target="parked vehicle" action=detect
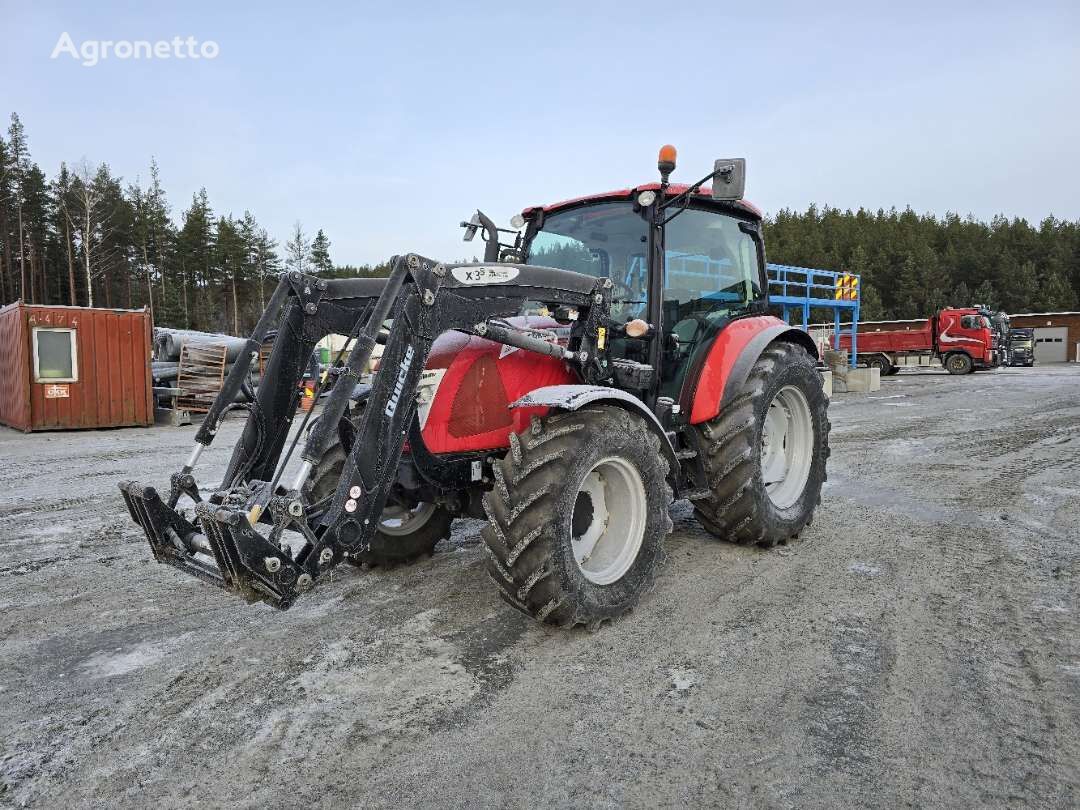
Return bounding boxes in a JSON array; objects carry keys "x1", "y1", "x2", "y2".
[
  {"x1": 838, "y1": 308, "x2": 995, "y2": 375},
  {"x1": 1008, "y1": 327, "x2": 1036, "y2": 366},
  {"x1": 118, "y1": 147, "x2": 831, "y2": 628},
  {"x1": 974, "y1": 305, "x2": 1010, "y2": 366}
]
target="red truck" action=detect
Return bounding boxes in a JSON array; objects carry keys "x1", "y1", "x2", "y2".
[{"x1": 838, "y1": 308, "x2": 996, "y2": 376}]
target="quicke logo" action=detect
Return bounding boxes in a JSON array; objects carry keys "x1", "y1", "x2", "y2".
[{"x1": 384, "y1": 345, "x2": 415, "y2": 418}]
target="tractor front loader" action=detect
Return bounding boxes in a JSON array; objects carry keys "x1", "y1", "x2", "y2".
[{"x1": 121, "y1": 146, "x2": 830, "y2": 627}]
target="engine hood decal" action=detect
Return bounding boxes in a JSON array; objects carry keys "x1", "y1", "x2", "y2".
[{"x1": 451, "y1": 266, "x2": 520, "y2": 285}]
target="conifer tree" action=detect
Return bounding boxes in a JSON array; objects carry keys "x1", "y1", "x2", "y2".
[{"x1": 310, "y1": 228, "x2": 332, "y2": 274}]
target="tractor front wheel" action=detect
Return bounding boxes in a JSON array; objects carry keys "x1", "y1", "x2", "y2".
[
  {"x1": 693, "y1": 341, "x2": 829, "y2": 548},
  {"x1": 482, "y1": 406, "x2": 673, "y2": 627},
  {"x1": 305, "y1": 433, "x2": 451, "y2": 566}
]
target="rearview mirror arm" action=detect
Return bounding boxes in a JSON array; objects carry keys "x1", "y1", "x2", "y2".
[{"x1": 658, "y1": 167, "x2": 725, "y2": 222}]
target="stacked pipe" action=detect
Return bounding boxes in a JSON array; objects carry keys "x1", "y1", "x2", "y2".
[{"x1": 152, "y1": 327, "x2": 273, "y2": 406}]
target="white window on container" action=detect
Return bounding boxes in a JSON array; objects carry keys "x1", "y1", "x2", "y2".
[{"x1": 32, "y1": 327, "x2": 78, "y2": 382}]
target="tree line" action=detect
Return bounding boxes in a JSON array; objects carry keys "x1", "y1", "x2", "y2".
[
  {"x1": 764, "y1": 204, "x2": 1080, "y2": 320},
  {"x1": 3, "y1": 109, "x2": 1078, "y2": 334},
  {"x1": 0, "y1": 112, "x2": 390, "y2": 335}
]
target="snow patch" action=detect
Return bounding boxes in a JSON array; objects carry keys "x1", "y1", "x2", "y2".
[
  {"x1": 848, "y1": 561, "x2": 881, "y2": 577},
  {"x1": 668, "y1": 666, "x2": 699, "y2": 693},
  {"x1": 80, "y1": 641, "x2": 169, "y2": 678},
  {"x1": 882, "y1": 439, "x2": 924, "y2": 457}
]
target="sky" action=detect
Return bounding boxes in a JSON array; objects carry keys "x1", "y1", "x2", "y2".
[{"x1": 4, "y1": 0, "x2": 1079, "y2": 266}]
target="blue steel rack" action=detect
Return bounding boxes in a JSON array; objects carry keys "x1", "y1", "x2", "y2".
[{"x1": 767, "y1": 263, "x2": 860, "y2": 367}]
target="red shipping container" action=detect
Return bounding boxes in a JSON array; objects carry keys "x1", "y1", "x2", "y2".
[{"x1": 0, "y1": 303, "x2": 153, "y2": 432}]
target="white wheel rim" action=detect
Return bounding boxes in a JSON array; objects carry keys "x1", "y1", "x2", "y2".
[
  {"x1": 379, "y1": 501, "x2": 437, "y2": 536},
  {"x1": 760, "y1": 385, "x2": 815, "y2": 510},
  {"x1": 571, "y1": 456, "x2": 647, "y2": 585}
]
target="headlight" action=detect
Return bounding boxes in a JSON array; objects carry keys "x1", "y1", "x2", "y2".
[{"x1": 414, "y1": 368, "x2": 447, "y2": 429}]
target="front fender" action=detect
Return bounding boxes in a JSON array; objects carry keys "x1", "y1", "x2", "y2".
[
  {"x1": 510, "y1": 385, "x2": 680, "y2": 490},
  {"x1": 688, "y1": 317, "x2": 818, "y2": 425}
]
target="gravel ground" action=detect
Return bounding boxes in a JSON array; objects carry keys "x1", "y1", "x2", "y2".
[{"x1": 1, "y1": 364, "x2": 1078, "y2": 809}]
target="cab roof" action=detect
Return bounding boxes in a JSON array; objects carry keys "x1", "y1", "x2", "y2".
[{"x1": 524, "y1": 182, "x2": 763, "y2": 220}]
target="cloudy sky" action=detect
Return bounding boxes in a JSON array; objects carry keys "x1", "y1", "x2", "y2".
[{"x1": 5, "y1": 0, "x2": 1079, "y2": 265}]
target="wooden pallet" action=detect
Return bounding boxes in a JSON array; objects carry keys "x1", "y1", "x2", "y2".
[
  {"x1": 258, "y1": 335, "x2": 275, "y2": 379},
  {"x1": 175, "y1": 341, "x2": 228, "y2": 413}
]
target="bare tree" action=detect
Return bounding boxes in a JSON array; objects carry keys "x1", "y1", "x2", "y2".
[
  {"x1": 54, "y1": 163, "x2": 79, "y2": 305},
  {"x1": 285, "y1": 221, "x2": 309, "y2": 274},
  {"x1": 69, "y1": 159, "x2": 110, "y2": 308}
]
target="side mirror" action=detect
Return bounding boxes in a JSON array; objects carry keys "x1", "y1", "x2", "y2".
[
  {"x1": 461, "y1": 212, "x2": 481, "y2": 242},
  {"x1": 711, "y1": 158, "x2": 746, "y2": 201}
]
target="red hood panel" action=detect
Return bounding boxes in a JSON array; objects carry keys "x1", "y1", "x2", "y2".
[{"x1": 420, "y1": 316, "x2": 576, "y2": 453}]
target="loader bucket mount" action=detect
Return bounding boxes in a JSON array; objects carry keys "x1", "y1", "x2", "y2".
[{"x1": 119, "y1": 253, "x2": 613, "y2": 608}]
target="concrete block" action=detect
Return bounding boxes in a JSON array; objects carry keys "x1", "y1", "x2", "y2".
[
  {"x1": 155, "y1": 406, "x2": 192, "y2": 427},
  {"x1": 839, "y1": 367, "x2": 880, "y2": 393}
]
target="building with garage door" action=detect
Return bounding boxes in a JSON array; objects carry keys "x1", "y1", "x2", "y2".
[{"x1": 1007, "y1": 312, "x2": 1080, "y2": 363}]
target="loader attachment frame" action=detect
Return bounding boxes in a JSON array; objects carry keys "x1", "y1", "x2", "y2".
[{"x1": 120, "y1": 254, "x2": 613, "y2": 608}]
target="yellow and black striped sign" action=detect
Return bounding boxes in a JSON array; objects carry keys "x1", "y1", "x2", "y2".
[{"x1": 834, "y1": 273, "x2": 859, "y2": 301}]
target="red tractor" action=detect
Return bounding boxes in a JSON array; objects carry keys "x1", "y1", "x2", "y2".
[{"x1": 120, "y1": 146, "x2": 830, "y2": 629}]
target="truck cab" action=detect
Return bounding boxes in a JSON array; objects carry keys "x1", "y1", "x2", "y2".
[
  {"x1": 1008, "y1": 327, "x2": 1036, "y2": 366},
  {"x1": 936, "y1": 308, "x2": 996, "y2": 370}
]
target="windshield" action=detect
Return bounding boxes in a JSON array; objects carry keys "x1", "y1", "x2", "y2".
[
  {"x1": 527, "y1": 203, "x2": 648, "y2": 315},
  {"x1": 527, "y1": 201, "x2": 763, "y2": 320}
]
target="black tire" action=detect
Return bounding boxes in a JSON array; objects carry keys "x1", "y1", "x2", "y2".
[
  {"x1": 945, "y1": 352, "x2": 974, "y2": 375},
  {"x1": 481, "y1": 406, "x2": 673, "y2": 628},
  {"x1": 867, "y1": 355, "x2": 892, "y2": 376},
  {"x1": 886, "y1": 366, "x2": 901, "y2": 376},
  {"x1": 304, "y1": 432, "x2": 451, "y2": 567},
  {"x1": 692, "y1": 341, "x2": 830, "y2": 548}
]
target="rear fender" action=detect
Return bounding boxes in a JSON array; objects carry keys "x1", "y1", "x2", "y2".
[
  {"x1": 688, "y1": 317, "x2": 818, "y2": 425},
  {"x1": 510, "y1": 385, "x2": 681, "y2": 491}
]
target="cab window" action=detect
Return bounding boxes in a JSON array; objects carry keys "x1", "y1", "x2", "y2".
[
  {"x1": 663, "y1": 208, "x2": 762, "y2": 323},
  {"x1": 661, "y1": 208, "x2": 763, "y2": 396}
]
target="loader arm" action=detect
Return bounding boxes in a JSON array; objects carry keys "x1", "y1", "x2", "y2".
[{"x1": 120, "y1": 255, "x2": 614, "y2": 608}]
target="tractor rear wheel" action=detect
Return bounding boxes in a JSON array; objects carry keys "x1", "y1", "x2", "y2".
[
  {"x1": 305, "y1": 430, "x2": 451, "y2": 567},
  {"x1": 693, "y1": 341, "x2": 829, "y2": 548},
  {"x1": 481, "y1": 406, "x2": 673, "y2": 627}
]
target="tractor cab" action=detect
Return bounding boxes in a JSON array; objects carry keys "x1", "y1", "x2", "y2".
[{"x1": 465, "y1": 147, "x2": 769, "y2": 400}]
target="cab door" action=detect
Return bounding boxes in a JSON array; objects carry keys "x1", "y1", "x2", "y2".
[{"x1": 658, "y1": 207, "x2": 765, "y2": 399}]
